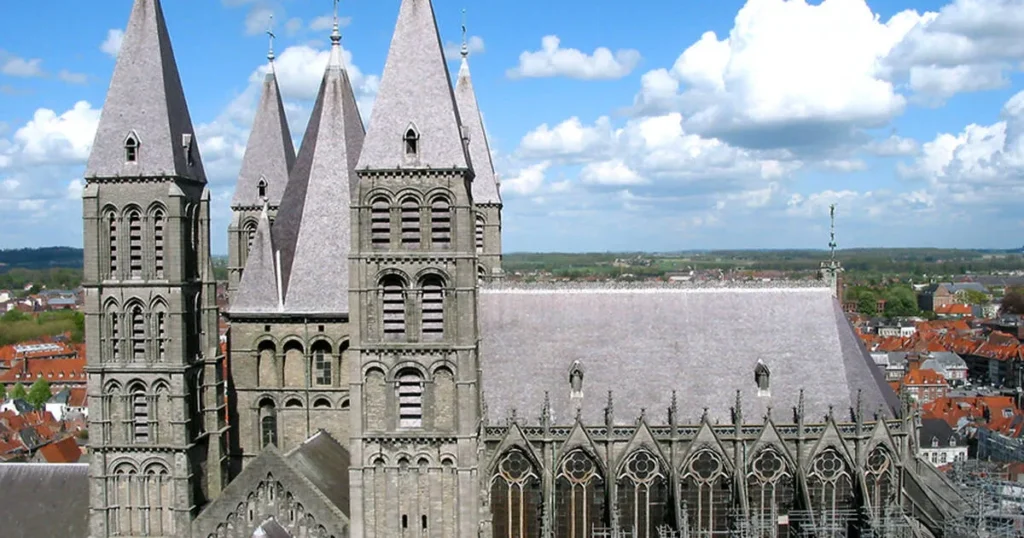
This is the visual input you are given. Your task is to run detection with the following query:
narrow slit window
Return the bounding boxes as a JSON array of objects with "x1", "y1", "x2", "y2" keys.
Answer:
[
  {"x1": 257, "y1": 179, "x2": 267, "y2": 200},
  {"x1": 125, "y1": 135, "x2": 139, "y2": 162},
  {"x1": 153, "y1": 210, "x2": 164, "y2": 278},
  {"x1": 475, "y1": 215, "x2": 485, "y2": 254},
  {"x1": 400, "y1": 198, "x2": 421, "y2": 249},
  {"x1": 130, "y1": 305, "x2": 146, "y2": 362},
  {"x1": 431, "y1": 198, "x2": 451, "y2": 249},
  {"x1": 381, "y1": 276, "x2": 406, "y2": 340},
  {"x1": 370, "y1": 198, "x2": 391, "y2": 249},
  {"x1": 128, "y1": 211, "x2": 143, "y2": 279},
  {"x1": 108, "y1": 212, "x2": 119, "y2": 278},
  {"x1": 404, "y1": 128, "x2": 419, "y2": 156},
  {"x1": 397, "y1": 372, "x2": 423, "y2": 428},
  {"x1": 132, "y1": 389, "x2": 149, "y2": 443},
  {"x1": 421, "y1": 276, "x2": 445, "y2": 340},
  {"x1": 156, "y1": 311, "x2": 166, "y2": 362}
]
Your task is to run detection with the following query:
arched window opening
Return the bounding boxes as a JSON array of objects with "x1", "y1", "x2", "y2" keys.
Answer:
[
  {"x1": 155, "y1": 309, "x2": 166, "y2": 362},
  {"x1": 282, "y1": 340, "x2": 305, "y2": 388},
  {"x1": 475, "y1": 214, "x2": 485, "y2": 254},
  {"x1": 260, "y1": 400, "x2": 277, "y2": 448},
  {"x1": 127, "y1": 210, "x2": 143, "y2": 279},
  {"x1": 680, "y1": 450, "x2": 729, "y2": 536},
  {"x1": 130, "y1": 304, "x2": 146, "y2": 362},
  {"x1": 420, "y1": 275, "x2": 445, "y2": 340},
  {"x1": 285, "y1": 398, "x2": 303, "y2": 408},
  {"x1": 152, "y1": 209, "x2": 165, "y2": 279},
  {"x1": 125, "y1": 134, "x2": 139, "y2": 162},
  {"x1": 132, "y1": 387, "x2": 149, "y2": 443},
  {"x1": 491, "y1": 449, "x2": 542, "y2": 538},
  {"x1": 478, "y1": 264, "x2": 486, "y2": 285},
  {"x1": 244, "y1": 220, "x2": 257, "y2": 255},
  {"x1": 400, "y1": 197, "x2": 420, "y2": 249},
  {"x1": 257, "y1": 178, "x2": 268, "y2": 200},
  {"x1": 312, "y1": 341, "x2": 333, "y2": 387},
  {"x1": 404, "y1": 127, "x2": 419, "y2": 156},
  {"x1": 746, "y1": 449, "x2": 795, "y2": 537},
  {"x1": 107, "y1": 211, "x2": 119, "y2": 278},
  {"x1": 381, "y1": 275, "x2": 407, "y2": 341},
  {"x1": 257, "y1": 341, "x2": 277, "y2": 387},
  {"x1": 617, "y1": 451, "x2": 670, "y2": 538},
  {"x1": 431, "y1": 198, "x2": 451, "y2": 249},
  {"x1": 555, "y1": 450, "x2": 605, "y2": 538},
  {"x1": 805, "y1": 448, "x2": 856, "y2": 534},
  {"x1": 397, "y1": 370, "x2": 423, "y2": 428},
  {"x1": 107, "y1": 308, "x2": 121, "y2": 362},
  {"x1": 865, "y1": 447, "x2": 897, "y2": 523},
  {"x1": 370, "y1": 197, "x2": 391, "y2": 249},
  {"x1": 313, "y1": 398, "x2": 332, "y2": 409},
  {"x1": 755, "y1": 361, "x2": 770, "y2": 394}
]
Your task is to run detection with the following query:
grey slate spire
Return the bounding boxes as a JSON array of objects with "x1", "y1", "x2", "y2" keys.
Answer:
[
  {"x1": 356, "y1": 0, "x2": 470, "y2": 170},
  {"x1": 455, "y1": 40, "x2": 501, "y2": 205},
  {"x1": 230, "y1": 48, "x2": 295, "y2": 209},
  {"x1": 272, "y1": 13, "x2": 365, "y2": 314},
  {"x1": 85, "y1": 0, "x2": 205, "y2": 181},
  {"x1": 232, "y1": 203, "x2": 282, "y2": 313}
]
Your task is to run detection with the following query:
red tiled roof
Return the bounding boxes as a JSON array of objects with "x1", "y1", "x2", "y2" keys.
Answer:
[
  {"x1": 903, "y1": 368, "x2": 946, "y2": 386},
  {"x1": 936, "y1": 303, "x2": 972, "y2": 316},
  {"x1": 37, "y1": 435, "x2": 81, "y2": 463}
]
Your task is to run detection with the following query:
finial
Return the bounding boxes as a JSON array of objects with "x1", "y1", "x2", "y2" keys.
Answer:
[
  {"x1": 266, "y1": 14, "x2": 276, "y2": 64},
  {"x1": 765, "y1": 405, "x2": 772, "y2": 422},
  {"x1": 327, "y1": 0, "x2": 343, "y2": 68},
  {"x1": 460, "y1": 8, "x2": 469, "y2": 58},
  {"x1": 829, "y1": 203, "x2": 837, "y2": 262},
  {"x1": 701, "y1": 407, "x2": 709, "y2": 423},
  {"x1": 541, "y1": 391, "x2": 551, "y2": 425}
]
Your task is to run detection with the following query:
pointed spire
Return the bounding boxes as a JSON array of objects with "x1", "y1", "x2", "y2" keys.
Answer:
[
  {"x1": 357, "y1": 0, "x2": 470, "y2": 170},
  {"x1": 231, "y1": 203, "x2": 282, "y2": 314},
  {"x1": 455, "y1": 9, "x2": 501, "y2": 205},
  {"x1": 329, "y1": 0, "x2": 343, "y2": 68},
  {"x1": 86, "y1": 0, "x2": 205, "y2": 181},
  {"x1": 829, "y1": 203, "x2": 838, "y2": 262},
  {"x1": 272, "y1": 2, "x2": 365, "y2": 314},
  {"x1": 231, "y1": 47, "x2": 296, "y2": 210}
]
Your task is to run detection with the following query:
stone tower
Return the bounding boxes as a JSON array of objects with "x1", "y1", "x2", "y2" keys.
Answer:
[
  {"x1": 454, "y1": 22, "x2": 503, "y2": 282},
  {"x1": 226, "y1": 41, "x2": 296, "y2": 299},
  {"x1": 347, "y1": 0, "x2": 481, "y2": 536},
  {"x1": 82, "y1": 1, "x2": 226, "y2": 536}
]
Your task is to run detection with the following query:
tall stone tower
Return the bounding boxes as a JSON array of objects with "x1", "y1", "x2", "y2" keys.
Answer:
[
  {"x1": 454, "y1": 17, "x2": 503, "y2": 282},
  {"x1": 226, "y1": 37, "x2": 296, "y2": 299},
  {"x1": 82, "y1": 1, "x2": 226, "y2": 536},
  {"x1": 347, "y1": 0, "x2": 481, "y2": 536}
]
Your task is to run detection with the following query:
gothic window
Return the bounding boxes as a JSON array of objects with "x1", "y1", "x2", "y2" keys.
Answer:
[
  {"x1": 244, "y1": 220, "x2": 257, "y2": 256},
  {"x1": 103, "y1": 381, "x2": 121, "y2": 444},
  {"x1": 755, "y1": 361, "x2": 770, "y2": 393},
  {"x1": 556, "y1": 450, "x2": 605, "y2": 538},
  {"x1": 431, "y1": 197, "x2": 452, "y2": 249},
  {"x1": 144, "y1": 463, "x2": 172, "y2": 535},
  {"x1": 107, "y1": 305, "x2": 121, "y2": 362},
  {"x1": 680, "y1": 450, "x2": 729, "y2": 536},
  {"x1": 397, "y1": 370, "x2": 423, "y2": 428},
  {"x1": 806, "y1": 448, "x2": 856, "y2": 530},
  {"x1": 260, "y1": 399, "x2": 277, "y2": 448},
  {"x1": 127, "y1": 209, "x2": 143, "y2": 278},
  {"x1": 404, "y1": 127, "x2": 419, "y2": 156},
  {"x1": 154, "y1": 309, "x2": 166, "y2": 362},
  {"x1": 617, "y1": 451, "x2": 670, "y2": 538},
  {"x1": 257, "y1": 178, "x2": 268, "y2": 200},
  {"x1": 312, "y1": 341, "x2": 333, "y2": 387},
  {"x1": 420, "y1": 275, "x2": 445, "y2": 340},
  {"x1": 381, "y1": 275, "x2": 407, "y2": 341},
  {"x1": 151, "y1": 382, "x2": 168, "y2": 444},
  {"x1": 107, "y1": 210, "x2": 119, "y2": 278},
  {"x1": 152, "y1": 209, "x2": 165, "y2": 279},
  {"x1": 491, "y1": 449, "x2": 542, "y2": 538},
  {"x1": 125, "y1": 133, "x2": 139, "y2": 162},
  {"x1": 475, "y1": 214, "x2": 485, "y2": 254},
  {"x1": 400, "y1": 196, "x2": 420, "y2": 248},
  {"x1": 131, "y1": 386, "x2": 149, "y2": 443},
  {"x1": 865, "y1": 447, "x2": 896, "y2": 521},
  {"x1": 370, "y1": 196, "x2": 391, "y2": 249},
  {"x1": 129, "y1": 303, "x2": 146, "y2": 362},
  {"x1": 746, "y1": 448, "x2": 795, "y2": 537}
]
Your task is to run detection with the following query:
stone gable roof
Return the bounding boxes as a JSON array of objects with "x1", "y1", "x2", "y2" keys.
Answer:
[
  {"x1": 0, "y1": 463, "x2": 88, "y2": 537},
  {"x1": 231, "y1": 70, "x2": 296, "y2": 209},
  {"x1": 455, "y1": 56, "x2": 501, "y2": 205},
  {"x1": 285, "y1": 430, "x2": 351, "y2": 517},
  {"x1": 85, "y1": 0, "x2": 205, "y2": 182}
]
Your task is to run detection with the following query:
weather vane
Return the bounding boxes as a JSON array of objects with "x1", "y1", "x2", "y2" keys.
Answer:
[
  {"x1": 266, "y1": 13, "x2": 276, "y2": 63},
  {"x1": 461, "y1": 8, "x2": 468, "y2": 58},
  {"x1": 828, "y1": 203, "x2": 837, "y2": 261}
]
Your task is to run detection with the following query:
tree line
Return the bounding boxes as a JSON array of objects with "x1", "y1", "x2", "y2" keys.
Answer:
[{"x1": 0, "y1": 310, "x2": 84, "y2": 346}]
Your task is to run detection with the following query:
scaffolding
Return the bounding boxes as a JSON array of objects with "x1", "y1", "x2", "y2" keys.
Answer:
[{"x1": 942, "y1": 460, "x2": 1024, "y2": 538}]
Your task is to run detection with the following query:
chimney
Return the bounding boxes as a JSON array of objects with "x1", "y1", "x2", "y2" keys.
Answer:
[{"x1": 907, "y1": 353, "x2": 921, "y2": 372}]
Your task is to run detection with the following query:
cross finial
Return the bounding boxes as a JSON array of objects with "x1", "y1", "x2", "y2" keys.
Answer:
[
  {"x1": 331, "y1": 0, "x2": 342, "y2": 44},
  {"x1": 460, "y1": 8, "x2": 469, "y2": 58},
  {"x1": 829, "y1": 203, "x2": 837, "y2": 261},
  {"x1": 266, "y1": 13, "x2": 276, "y2": 64}
]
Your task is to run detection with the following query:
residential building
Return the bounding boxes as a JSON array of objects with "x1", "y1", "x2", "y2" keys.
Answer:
[{"x1": 918, "y1": 418, "x2": 968, "y2": 467}]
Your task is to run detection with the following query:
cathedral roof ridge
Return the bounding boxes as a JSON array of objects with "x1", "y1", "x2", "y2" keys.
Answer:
[{"x1": 480, "y1": 279, "x2": 833, "y2": 293}]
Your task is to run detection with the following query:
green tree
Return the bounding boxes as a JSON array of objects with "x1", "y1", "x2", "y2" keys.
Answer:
[
  {"x1": 1002, "y1": 288, "x2": 1024, "y2": 315},
  {"x1": 883, "y1": 286, "x2": 920, "y2": 317},
  {"x1": 1, "y1": 309, "x2": 29, "y2": 323},
  {"x1": 10, "y1": 382, "x2": 27, "y2": 401},
  {"x1": 0, "y1": 384, "x2": 6, "y2": 402},
  {"x1": 962, "y1": 289, "x2": 990, "y2": 305},
  {"x1": 26, "y1": 378, "x2": 52, "y2": 409}
]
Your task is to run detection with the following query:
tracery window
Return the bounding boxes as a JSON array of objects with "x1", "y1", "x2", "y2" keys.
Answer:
[
  {"x1": 555, "y1": 450, "x2": 605, "y2": 538},
  {"x1": 491, "y1": 449, "x2": 542, "y2": 538},
  {"x1": 805, "y1": 448, "x2": 856, "y2": 532},
  {"x1": 680, "y1": 450, "x2": 730, "y2": 535},
  {"x1": 617, "y1": 451, "x2": 670, "y2": 538},
  {"x1": 746, "y1": 449, "x2": 795, "y2": 538},
  {"x1": 865, "y1": 447, "x2": 896, "y2": 522}
]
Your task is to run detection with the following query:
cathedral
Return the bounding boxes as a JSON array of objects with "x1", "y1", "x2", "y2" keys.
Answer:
[{"x1": 73, "y1": 0, "x2": 969, "y2": 537}]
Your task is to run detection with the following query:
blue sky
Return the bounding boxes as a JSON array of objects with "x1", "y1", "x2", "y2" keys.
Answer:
[{"x1": 2, "y1": 0, "x2": 1024, "y2": 254}]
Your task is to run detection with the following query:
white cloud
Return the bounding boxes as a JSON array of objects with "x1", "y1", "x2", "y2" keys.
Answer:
[
  {"x1": 0, "y1": 50, "x2": 44, "y2": 78},
  {"x1": 502, "y1": 162, "x2": 550, "y2": 196},
  {"x1": 285, "y1": 17, "x2": 303, "y2": 36},
  {"x1": 580, "y1": 160, "x2": 646, "y2": 186},
  {"x1": 908, "y1": 64, "x2": 1007, "y2": 104},
  {"x1": 57, "y1": 70, "x2": 88, "y2": 85},
  {"x1": 866, "y1": 135, "x2": 919, "y2": 156},
  {"x1": 244, "y1": 7, "x2": 275, "y2": 36},
  {"x1": 507, "y1": 36, "x2": 641, "y2": 80},
  {"x1": 308, "y1": 15, "x2": 351, "y2": 32},
  {"x1": 444, "y1": 36, "x2": 485, "y2": 60},
  {"x1": 100, "y1": 29, "x2": 124, "y2": 58},
  {"x1": 518, "y1": 116, "x2": 614, "y2": 162},
  {"x1": 4, "y1": 101, "x2": 100, "y2": 167}
]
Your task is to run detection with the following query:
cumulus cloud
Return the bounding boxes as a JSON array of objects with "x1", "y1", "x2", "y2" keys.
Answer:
[
  {"x1": 308, "y1": 15, "x2": 351, "y2": 32},
  {"x1": 507, "y1": 36, "x2": 641, "y2": 80},
  {"x1": 0, "y1": 50, "x2": 44, "y2": 78},
  {"x1": 444, "y1": 36, "x2": 485, "y2": 61},
  {"x1": 866, "y1": 135, "x2": 919, "y2": 156},
  {"x1": 100, "y1": 29, "x2": 124, "y2": 58},
  {"x1": 57, "y1": 70, "x2": 88, "y2": 85},
  {"x1": 501, "y1": 162, "x2": 551, "y2": 196},
  {"x1": 3, "y1": 101, "x2": 100, "y2": 167}
]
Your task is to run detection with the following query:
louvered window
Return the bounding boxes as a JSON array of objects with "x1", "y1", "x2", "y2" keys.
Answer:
[
  {"x1": 245, "y1": 221, "x2": 257, "y2": 254},
  {"x1": 131, "y1": 306, "x2": 146, "y2": 361},
  {"x1": 475, "y1": 215, "x2": 485, "y2": 254},
  {"x1": 108, "y1": 212, "x2": 118, "y2": 277},
  {"x1": 128, "y1": 211, "x2": 143, "y2": 278},
  {"x1": 155, "y1": 312, "x2": 166, "y2": 362},
  {"x1": 397, "y1": 372, "x2": 423, "y2": 428},
  {"x1": 400, "y1": 198, "x2": 420, "y2": 249},
  {"x1": 132, "y1": 390, "x2": 149, "y2": 443},
  {"x1": 431, "y1": 198, "x2": 451, "y2": 249},
  {"x1": 421, "y1": 276, "x2": 445, "y2": 340},
  {"x1": 370, "y1": 198, "x2": 391, "y2": 249},
  {"x1": 381, "y1": 276, "x2": 406, "y2": 340},
  {"x1": 153, "y1": 210, "x2": 164, "y2": 278},
  {"x1": 109, "y1": 311, "x2": 120, "y2": 361}
]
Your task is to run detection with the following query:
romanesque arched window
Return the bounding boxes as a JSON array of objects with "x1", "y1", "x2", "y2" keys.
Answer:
[
  {"x1": 129, "y1": 303, "x2": 146, "y2": 362},
  {"x1": 475, "y1": 214, "x2": 485, "y2": 254},
  {"x1": 260, "y1": 399, "x2": 277, "y2": 448},
  {"x1": 400, "y1": 196, "x2": 420, "y2": 249},
  {"x1": 370, "y1": 196, "x2": 391, "y2": 249},
  {"x1": 311, "y1": 340, "x2": 333, "y2": 387},
  {"x1": 143, "y1": 463, "x2": 172, "y2": 535},
  {"x1": 151, "y1": 208, "x2": 165, "y2": 279},
  {"x1": 103, "y1": 381, "x2": 121, "y2": 444},
  {"x1": 106, "y1": 302, "x2": 121, "y2": 362},
  {"x1": 806, "y1": 448, "x2": 856, "y2": 531},
  {"x1": 130, "y1": 384, "x2": 149, "y2": 443},
  {"x1": 397, "y1": 370, "x2": 423, "y2": 428},
  {"x1": 865, "y1": 447, "x2": 897, "y2": 523},
  {"x1": 106, "y1": 209, "x2": 119, "y2": 278},
  {"x1": 491, "y1": 449, "x2": 542, "y2": 538},
  {"x1": 381, "y1": 275, "x2": 407, "y2": 341},
  {"x1": 555, "y1": 450, "x2": 605, "y2": 538},
  {"x1": 420, "y1": 274, "x2": 445, "y2": 340},
  {"x1": 746, "y1": 448, "x2": 795, "y2": 536},
  {"x1": 257, "y1": 340, "x2": 277, "y2": 387},
  {"x1": 109, "y1": 462, "x2": 139, "y2": 535},
  {"x1": 152, "y1": 301, "x2": 167, "y2": 363},
  {"x1": 430, "y1": 196, "x2": 451, "y2": 249},
  {"x1": 680, "y1": 450, "x2": 729, "y2": 535},
  {"x1": 282, "y1": 340, "x2": 305, "y2": 388},
  {"x1": 127, "y1": 209, "x2": 143, "y2": 279},
  {"x1": 617, "y1": 451, "x2": 671, "y2": 538},
  {"x1": 244, "y1": 219, "x2": 257, "y2": 256}
]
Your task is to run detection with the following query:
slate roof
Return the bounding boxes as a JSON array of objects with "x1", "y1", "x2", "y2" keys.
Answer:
[
  {"x1": 286, "y1": 430, "x2": 351, "y2": 517},
  {"x1": 455, "y1": 55, "x2": 501, "y2": 205},
  {"x1": 920, "y1": 418, "x2": 966, "y2": 447},
  {"x1": 356, "y1": 0, "x2": 470, "y2": 171},
  {"x1": 271, "y1": 26, "x2": 364, "y2": 315},
  {"x1": 85, "y1": 0, "x2": 205, "y2": 182},
  {"x1": 231, "y1": 69, "x2": 295, "y2": 209},
  {"x1": 477, "y1": 283, "x2": 899, "y2": 425},
  {"x1": 230, "y1": 204, "x2": 281, "y2": 314},
  {"x1": 0, "y1": 463, "x2": 89, "y2": 537}
]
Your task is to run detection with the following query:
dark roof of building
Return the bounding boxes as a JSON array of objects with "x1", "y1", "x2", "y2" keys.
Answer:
[
  {"x1": 253, "y1": 518, "x2": 293, "y2": 538},
  {"x1": 356, "y1": 0, "x2": 470, "y2": 171},
  {"x1": 920, "y1": 418, "x2": 966, "y2": 447},
  {"x1": 271, "y1": 27, "x2": 364, "y2": 315},
  {"x1": 232, "y1": 70, "x2": 296, "y2": 209},
  {"x1": 455, "y1": 55, "x2": 501, "y2": 205},
  {"x1": 478, "y1": 282, "x2": 899, "y2": 425},
  {"x1": 286, "y1": 430, "x2": 351, "y2": 516},
  {"x1": 84, "y1": 0, "x2": 205, "y2": 182},
  {"x1": 0, "y1": 463, "x2": 89, "y2": 537},
  {"x1": 231, "y1": 205, "x2": 281, "y2": 314}
]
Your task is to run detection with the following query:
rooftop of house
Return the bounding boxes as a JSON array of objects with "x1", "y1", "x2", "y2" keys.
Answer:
[
  {"x1": 919, "y1": 418, "x2": 967, "y2": 448},
  {"x1": 903, "y1": 368, "x2": 947, "y2": 386}
]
